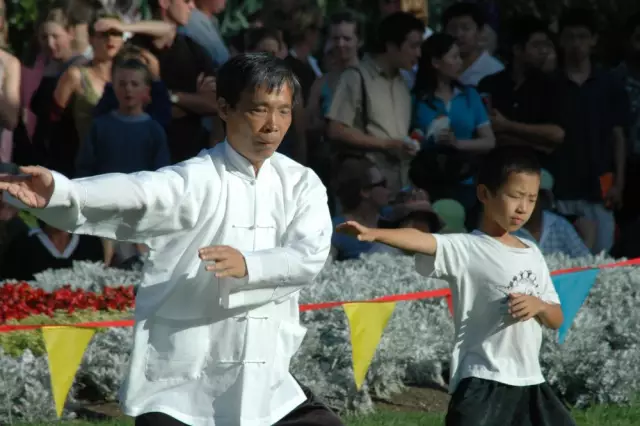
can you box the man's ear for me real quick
[217,97,230,121]
[476,184,491,204]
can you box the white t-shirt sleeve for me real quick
[538,259,561,305]
[414,233,470,279]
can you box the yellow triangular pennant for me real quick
[343,302,396,390]
[42,326,96,417]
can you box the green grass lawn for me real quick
[12,403,640,426]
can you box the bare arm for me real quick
[0,53,20,130]
[123,20,176,39]
[53,66,81,110]
[370,227,437,255]
[537,302,564,330]
[173,92,218,116]
[455,124,496,152]
[306,77,325,133]
[326,120,394,151]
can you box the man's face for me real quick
[165,0,193,26]
[516,32,552,70]
[389,29,422,71]
[478,171,540,233]
[560,26,596,61]
[219,83,294,166]
[445,15,480,56]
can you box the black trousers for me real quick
[135,382,344,426]
[445,377,576,426]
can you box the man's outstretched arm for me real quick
[1,163,210,242]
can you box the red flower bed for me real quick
[0,282,135,323]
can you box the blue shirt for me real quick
[513,211,590,258]
[76,112,170,177]
[94,81,172,130]
[413,86,489,144]
[180,9,229,66]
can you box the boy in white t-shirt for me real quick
[337,146,575,426]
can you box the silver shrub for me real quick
[0,253,638,422]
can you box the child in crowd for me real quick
[76,57,170,177]
[337,146,574,426]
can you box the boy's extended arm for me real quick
[371,228,437,255]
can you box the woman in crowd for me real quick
[30,8,86,176]
[412,33,495,210]
[53,13,124,146]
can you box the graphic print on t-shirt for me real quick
[506,269,541,296]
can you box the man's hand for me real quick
[335,221,377,242]
[197,73,216,94]
[199,245,248,278]
[0,166,54,208]
[605,184,623,210]
[490,109,512,133]
[436,129,459,149]
[508,293,546,321]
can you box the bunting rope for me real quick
[1,257,639,334]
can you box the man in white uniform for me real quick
[0,53,341,426]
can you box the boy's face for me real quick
[445,15,481,56]
[478,171,540,233]
[113,68,150,110]
[560,25,597,61]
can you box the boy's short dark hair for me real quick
[112,57,153,86]
[216,53,301,109]
[372,11,424,53]
[477,146,541,194]
[558,8,598,35]
[509,15,549,48]
[442,2,486,29]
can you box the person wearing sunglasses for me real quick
[330,156,402,261]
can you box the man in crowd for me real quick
[547,8,630,254]
[443,2,503,86]
[478,16,565,154]
[129,0,220,164]
[326,11,424,197]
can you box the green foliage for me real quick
[0,309,132,357]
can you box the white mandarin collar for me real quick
[223,140,272,181]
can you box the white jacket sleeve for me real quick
[4,164,208,242]
[220,172,332,309]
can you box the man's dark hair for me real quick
[477,146,541,194]
[509,15,549,48]
[216,53,302,108]
[558,8,598,35]
[442,2,486,29]
[624,12,640,38]
[372,11,424,53]
[328,9,362,40]
[112,57,153,86]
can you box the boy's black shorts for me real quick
[446,377,576,426]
